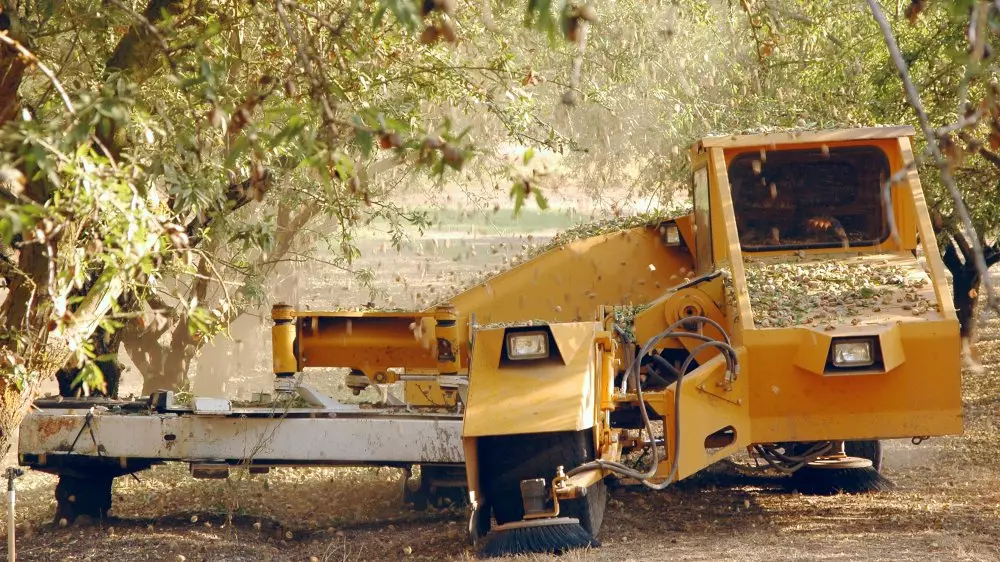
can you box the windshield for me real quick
[729,146,890,251]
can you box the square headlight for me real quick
[661,223,681,246]
[506,331,549,360]
[832,339,874,367]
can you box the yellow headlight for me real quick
[506,331,549,360]
[832,340,874,367]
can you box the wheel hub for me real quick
[804,455,873,470]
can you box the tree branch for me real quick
[867,0,999,314]
[943,238,964,274]
[955,131,1000,173]
[105,0,186,78]
[986,242,1000,268]
[0,31,75,116]
[279,0,352,37]
[185,171,273,247]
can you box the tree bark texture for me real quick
[0,4,27,126]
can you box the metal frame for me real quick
[20,404,464,468]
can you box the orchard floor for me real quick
[3,211,1000,561]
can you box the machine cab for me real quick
[688,126,923,275]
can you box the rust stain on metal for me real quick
[35,417,80,440]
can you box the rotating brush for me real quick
[479,517,599,558]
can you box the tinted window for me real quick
[729,146,890,251]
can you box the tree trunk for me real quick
[0,378,33,460]
[0,245,49,464]
[0,190,52,461]
[193,313,264,397]
[942,237,1000,342]
[0,0,197,457]
[55,324,127,398]
[952,269,978,339]
[117,304,201,396]
[0,5,27,127]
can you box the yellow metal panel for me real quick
[297,315,438,379]
[271,323,298,374]
[792,324,904,376]
[272,224,695,381]
[878,325,906,373]
[899,137,956,316]
[631,280,728,365]
[699,126,915,149]
[447,226,694,327]
[674,215,697,255]
[462,437,482,504]
[745,319,962,442]
[462,324,600,437]
[624,349,751,482]
[547,323,593,365]
[709,147,754,334]
[404,381,457,407]
[792,329,833,375]
[674,349,750,480]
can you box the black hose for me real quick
[647,353,681,381]
[619,327,736,394]
[569,316,739,490]
[612,323,632,343]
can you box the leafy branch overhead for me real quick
[0,0,485,397]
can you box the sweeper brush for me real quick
[790,458,895,495]
[479,518,599,558]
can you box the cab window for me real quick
[729,146,890,251]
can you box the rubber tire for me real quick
[845,440,883,472]
[54,473,113,524]
[477,429,607,537]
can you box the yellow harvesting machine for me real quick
[268,124,961,551]
[19,126,962,555]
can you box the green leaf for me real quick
[355,129,374,159]
[509,181,527,217]
[533,189,549,211]
[379,0,421,31]
[270,116,306,147]
[372,6,387,27]
[71,362,104,395]
[523,148,535,165]
[224,136,251,168]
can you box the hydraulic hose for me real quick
[616,314,732,393]
[569,316,739,491]
[643,354,678,387]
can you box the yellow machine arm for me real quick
[270,218,698,397]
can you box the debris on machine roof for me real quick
[433,209,689,306]
[476,319,549,329]
[536,208,687,256]
[742,253,940,329]
[611,304,651,343]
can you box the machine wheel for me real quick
[478,429,607,537]
[54,472,114,524]
[404,465,468,510]
[845,440,883,472]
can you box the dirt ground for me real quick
[3,214,1000,561]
